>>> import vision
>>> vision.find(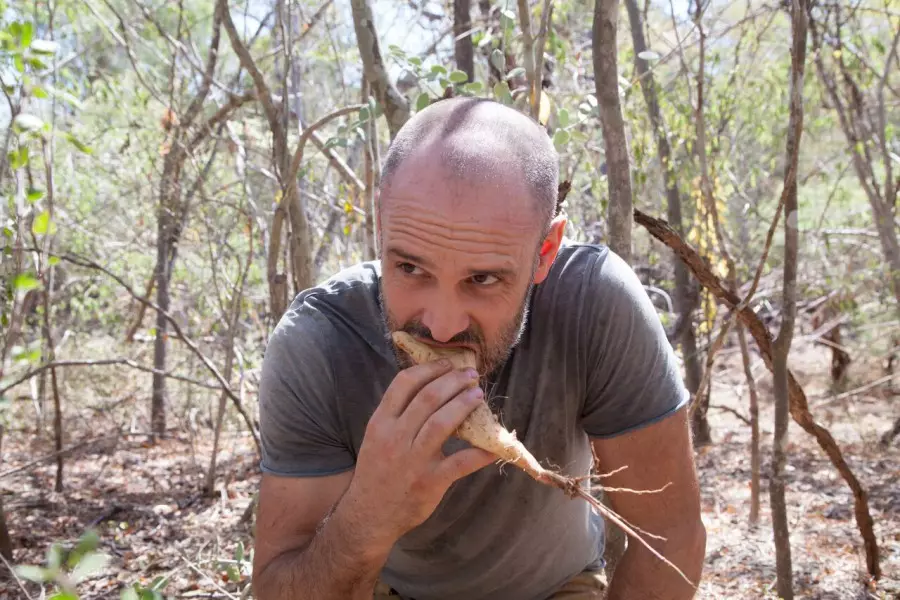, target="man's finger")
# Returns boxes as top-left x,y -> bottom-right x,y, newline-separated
412,387 -> 485,456
379,359 -> 453,417
434,447 -> 497,487
398,367 -> 479,437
